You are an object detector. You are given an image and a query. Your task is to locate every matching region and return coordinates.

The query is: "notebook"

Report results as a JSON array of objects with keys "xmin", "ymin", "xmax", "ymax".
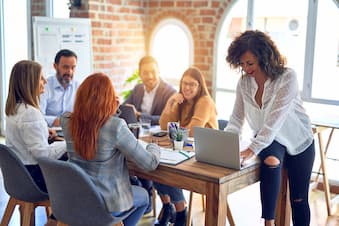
[
  {"xmin": 138, "ymin": 139, "xmax": 195, "ymax": 165},
  {"xmin": 193, "ymin": 127, "xmax": 256, "ymax": 170},
  {"xmin": 118, "ymin": 104, "xmax": 138, "ymax": 124}
]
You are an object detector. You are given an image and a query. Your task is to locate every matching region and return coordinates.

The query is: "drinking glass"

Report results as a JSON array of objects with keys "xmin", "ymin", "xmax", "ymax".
[
  {"xmin": 128, "ymin": 123, "xmax": 140, "ymax": 139},
  {"xmin": 140, "ymin": 118, "xmax": 151, "ymax": 137}
]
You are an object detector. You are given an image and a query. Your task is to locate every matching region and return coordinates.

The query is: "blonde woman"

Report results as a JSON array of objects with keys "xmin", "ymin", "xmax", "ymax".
[{"xmin": 5, "ymin": 60, "xmax": 66, "ymax": 192}]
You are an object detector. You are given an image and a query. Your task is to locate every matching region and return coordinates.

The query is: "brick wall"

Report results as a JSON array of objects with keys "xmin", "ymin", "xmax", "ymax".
[
  {"xmin": 31, "ymin": 0, "xmax": 233, "ymax": 94},
  {"xmin": 31, "ymin": 0, "xmax": 46, "ymax": 16}
]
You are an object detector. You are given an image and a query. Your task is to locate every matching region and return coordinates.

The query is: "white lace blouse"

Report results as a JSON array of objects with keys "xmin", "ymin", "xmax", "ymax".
[{"xmin": 225, "ymin": 68, "xmax": 313, "ymax": 155}]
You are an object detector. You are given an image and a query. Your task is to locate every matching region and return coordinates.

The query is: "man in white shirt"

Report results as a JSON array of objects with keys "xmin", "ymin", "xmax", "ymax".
[
  {"xmin": 123, "ymin": 55, "xmax": 176, "ymax": 125},
  {"xmin": 122, "ymin": 56, "xmax": 176, "ymax": 214},
  {"xmin": 40, "ymin": 49, "xmax": 79, "ymax": 127}
]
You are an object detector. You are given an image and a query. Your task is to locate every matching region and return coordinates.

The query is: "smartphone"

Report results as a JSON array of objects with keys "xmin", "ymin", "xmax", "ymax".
[{"xmin": 152, "ymin": 131, "xmax": 167, "ymax": 137}]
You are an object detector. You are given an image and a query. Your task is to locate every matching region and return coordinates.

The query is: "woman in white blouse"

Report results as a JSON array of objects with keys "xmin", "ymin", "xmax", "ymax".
[
  {"xmin": 225, "ymin": 30, "xmax": 315, "ymax": 226},
  {"xmin": 5, "ymin": 60, "xmax": 67, "ymax": 193}
]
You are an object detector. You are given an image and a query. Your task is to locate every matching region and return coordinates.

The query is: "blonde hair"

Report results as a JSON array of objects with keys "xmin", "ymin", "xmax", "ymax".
[{"xmin": 5, "ymin": 60, "xmax": 42, "ymax": 116}]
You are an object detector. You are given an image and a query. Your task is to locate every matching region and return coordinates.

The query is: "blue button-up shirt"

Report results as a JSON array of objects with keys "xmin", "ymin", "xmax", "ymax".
[{"xmin": 40, "ymin": 75, "xmax": 79, "ymax": 126}]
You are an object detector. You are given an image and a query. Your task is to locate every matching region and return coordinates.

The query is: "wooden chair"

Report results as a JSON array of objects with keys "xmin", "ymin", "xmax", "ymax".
[{"xmin": 0, "ymin": 144, "xmax": 51, "ymax": 226}]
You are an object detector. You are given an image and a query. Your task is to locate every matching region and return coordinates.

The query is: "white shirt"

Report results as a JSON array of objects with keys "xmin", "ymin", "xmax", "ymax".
[
  {"xmin": 225, "ymin": 68, "xmax": 313, "ymax": 155},
  {"xmin": 40, "ymin": 75, "xmax": 79, "ymax": 126},
  {"xmin": 5, "ymin": 103, "xmax": 66, "ymax": 165},
  {"xmin": 141, "ymin": 82, "xmax": 160, "ymax": 114}
]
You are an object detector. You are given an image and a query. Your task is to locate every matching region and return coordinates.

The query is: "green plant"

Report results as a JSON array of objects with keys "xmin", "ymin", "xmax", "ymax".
[
  {"xmin": 120, "ymin": 69, "xmax": 141, "ymax": 101},
  {"xmin": 174, "ymin": 128, "xmax": 184, "ymax": 141}
]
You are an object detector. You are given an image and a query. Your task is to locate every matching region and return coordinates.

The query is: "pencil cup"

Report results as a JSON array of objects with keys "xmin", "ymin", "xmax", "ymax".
[{"xmin": 167, "ymin": 122, "xmax": 180, "ymax": 141}]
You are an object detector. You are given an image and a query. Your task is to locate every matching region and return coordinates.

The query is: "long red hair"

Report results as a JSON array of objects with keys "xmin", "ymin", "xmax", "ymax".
[{"xmin": 69, "ymin": 73, "xmax": 118, "ymax": 160}]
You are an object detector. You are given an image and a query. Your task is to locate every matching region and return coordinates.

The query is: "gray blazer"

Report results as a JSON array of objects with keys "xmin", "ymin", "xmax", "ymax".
[
  {"xmin": 61, "ymin": 113, "xmax": 160, "ymax": 212},
  {"xmin": 123, "ymin": 80, "xmax": 176, "ymax": 125}
]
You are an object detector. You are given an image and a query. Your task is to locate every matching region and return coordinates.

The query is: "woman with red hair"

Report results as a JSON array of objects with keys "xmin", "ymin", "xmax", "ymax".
[{"xmin": 61, "ymin": 73, "xmax": 160, "ymax": 226}]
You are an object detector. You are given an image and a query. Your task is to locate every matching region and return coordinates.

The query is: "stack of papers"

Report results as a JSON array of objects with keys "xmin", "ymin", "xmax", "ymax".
[{"xmin": 138, "ymin": 139, "xmax": 195, "ymax": 165}]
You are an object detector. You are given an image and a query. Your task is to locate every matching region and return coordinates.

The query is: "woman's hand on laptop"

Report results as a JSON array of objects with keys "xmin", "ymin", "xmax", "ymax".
[{"xmin": 240, "ymin": 148, "xmax": 255, "ymax": 165}]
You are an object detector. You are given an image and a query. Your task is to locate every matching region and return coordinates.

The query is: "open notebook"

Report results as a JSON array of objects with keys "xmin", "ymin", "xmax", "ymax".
[{"xmin": 138, "ymin": 139, "xmax": 195, "ymax": 165}]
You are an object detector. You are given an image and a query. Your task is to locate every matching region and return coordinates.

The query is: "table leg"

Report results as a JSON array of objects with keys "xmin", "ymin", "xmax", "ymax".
[
  {"xmin": 205, "ymin": 183, "xmax": 227, "ymax": 226},
  {"xmin": 317, "ymin": 130, "xmax": 332, "ymax": 216},
  {"xmin": 276, "ymin": 169, "xmax": 290, "ymax": 226},
  {"xmin": 314, "ymin": 128, "xmax": 334, "ymax": 182}
]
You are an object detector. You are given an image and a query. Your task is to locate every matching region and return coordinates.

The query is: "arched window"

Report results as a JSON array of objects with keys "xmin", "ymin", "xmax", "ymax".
[
  {"xmin": 150, "ymin": 19, "xmax": 193, "ymax": 89},
  {"xmin": 215, "ymin": 0, "xmax": 247, "ymax": 119}
]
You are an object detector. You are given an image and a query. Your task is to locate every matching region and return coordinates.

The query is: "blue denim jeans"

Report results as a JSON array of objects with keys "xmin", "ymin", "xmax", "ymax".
[
  {"xmin": 258, "ymin": 140, "xmax": 315, "ymax": 226},
  {"xmin": 153, "ymin": 182, "xmax": 185, "ymax": 203},
  {"xmin": 112, "ymin": 185, "xmax": 148, "ymax": 226}
]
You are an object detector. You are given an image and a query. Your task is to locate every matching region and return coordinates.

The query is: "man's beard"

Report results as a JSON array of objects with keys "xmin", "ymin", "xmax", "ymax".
[{"xmin": 57, "ymin": 74, "xmax": 72, "ymax": 86}]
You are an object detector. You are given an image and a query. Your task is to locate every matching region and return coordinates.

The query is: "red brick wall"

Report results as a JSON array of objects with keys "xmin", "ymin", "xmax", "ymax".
[
  {"xmin": 70, "ymin": 0, "xmax": 147, "ymax": 91},
  {"xmin": 31, "ymin": 0, "xmax": 46, "ymax": 16},
  {"xmin": 30, "ymin": 0, "xmax": 233, "ymax": 94}
]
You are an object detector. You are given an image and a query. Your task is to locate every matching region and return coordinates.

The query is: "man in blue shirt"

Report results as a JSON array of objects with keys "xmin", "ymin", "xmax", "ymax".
[{"xmin": 40, "ymin": 49, "xmax": 79, "ymax": 127}]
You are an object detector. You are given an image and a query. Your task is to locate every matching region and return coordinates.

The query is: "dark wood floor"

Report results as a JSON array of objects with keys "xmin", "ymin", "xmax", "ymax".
[{"xmin": 1, "ymin": 136, "xmax": 339, "ymax": 225}]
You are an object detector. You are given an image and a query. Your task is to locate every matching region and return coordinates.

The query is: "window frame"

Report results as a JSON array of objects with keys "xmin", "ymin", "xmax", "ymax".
[
  {"xmin": 214, "ymin": 0, "xmax": 339, "ymax": 120},
  {"xmin": 302, "ymin": 0, "xmax": 339, "ymax": 105},
  {"xmin": 0, "ymin": 0, "xmax": 31, "ymax": 136}
]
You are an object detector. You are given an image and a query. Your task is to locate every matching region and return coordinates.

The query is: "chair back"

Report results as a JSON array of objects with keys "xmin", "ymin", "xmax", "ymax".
[
  {"xmin": 0, "ymin": 144, "xmax": 49, "ymax": 202},
  {"xmin": 38, "ymin": 157, "xmax": 132, "ymax": 226},
  {"xmin": 218, "ymin": 119, "xmax": 228, "ymax": 131}
]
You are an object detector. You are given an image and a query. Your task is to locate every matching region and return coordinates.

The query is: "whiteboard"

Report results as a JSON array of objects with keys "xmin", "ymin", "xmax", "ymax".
[{"xmin": 32, "ymin": 16, "xmax": 92, "ymax": 83}]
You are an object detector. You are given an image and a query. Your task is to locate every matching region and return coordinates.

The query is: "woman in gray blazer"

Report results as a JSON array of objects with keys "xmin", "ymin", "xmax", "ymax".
[{"xmin": 61, "ymin": 73, "xmax": 160, "ymax": 226}]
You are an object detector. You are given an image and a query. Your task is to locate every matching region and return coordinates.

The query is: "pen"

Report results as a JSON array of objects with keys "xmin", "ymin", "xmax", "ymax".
[{"xmin": 179, "ymin": 150, "xmax": 190, "ymax": 158}]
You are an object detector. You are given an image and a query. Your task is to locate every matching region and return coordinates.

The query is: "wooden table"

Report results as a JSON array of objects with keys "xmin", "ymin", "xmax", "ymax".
[
  {"xmin": 128, "ymin": 136, "xmax": 289, "ymax": 225},
  {"xmin": 129, "ymin": 157, "xmax": 259, "ymax": 225}
]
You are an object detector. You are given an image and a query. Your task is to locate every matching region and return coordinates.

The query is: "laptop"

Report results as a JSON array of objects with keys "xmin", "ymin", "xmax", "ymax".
[
  {"xmin": 118, "ymin": 104, "xmax": 138, "ymax": 124},
  {"xmin": 193, "ymin": 127, "xmax": 256, "ymax": 170}
]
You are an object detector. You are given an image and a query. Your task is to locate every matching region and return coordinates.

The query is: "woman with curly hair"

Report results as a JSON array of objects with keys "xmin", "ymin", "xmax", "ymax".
[{"xmin": 225, "ymin": 30, "xmax": 315, "ymax": 226}]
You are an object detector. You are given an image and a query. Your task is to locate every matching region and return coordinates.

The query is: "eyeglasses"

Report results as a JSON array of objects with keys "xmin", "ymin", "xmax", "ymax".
[{"xmin": 182, "ymin": 81, "xmax": 199, "ymax": 88}]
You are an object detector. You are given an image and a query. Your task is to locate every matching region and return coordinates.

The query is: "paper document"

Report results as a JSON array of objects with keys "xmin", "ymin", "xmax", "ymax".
[
  {"xmin": 138, "ymin": 139, "xmax": 195, "ymax": 165},
  {"xmin": 160, "ymin": 148, "xmax": 195, "ymax": 165}
]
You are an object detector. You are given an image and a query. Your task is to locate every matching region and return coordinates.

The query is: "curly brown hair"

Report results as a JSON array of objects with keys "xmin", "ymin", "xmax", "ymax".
[{"xmin": 226, "ymin": 30, "xmax": 287, "ymax": 80}]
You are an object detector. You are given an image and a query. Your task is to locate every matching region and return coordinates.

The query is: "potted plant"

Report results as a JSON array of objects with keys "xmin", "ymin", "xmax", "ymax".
[
  {"xmin": 173, "ymin": 128, "xmax": 184, "ymax": 151},
  {"xmin": 120, "ymin": 69, "xmax": 141, "ymax": 101}
]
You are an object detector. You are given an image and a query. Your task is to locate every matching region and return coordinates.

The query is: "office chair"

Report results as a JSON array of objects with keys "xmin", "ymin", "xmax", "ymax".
[
  {"xmin": 38, "ymin": 157, "xmax": 134, "ymax": 226},
  {"xmin": 0, "ymin": 144, "xmax": 51, "ymax": 226}
]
